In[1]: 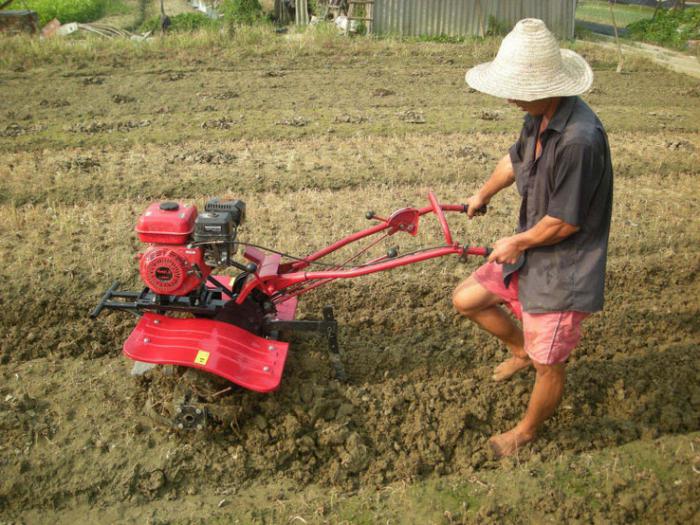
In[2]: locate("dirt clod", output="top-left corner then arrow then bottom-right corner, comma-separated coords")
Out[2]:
398,110 -> 426,124
373,88 -> 395,97
201,117 -> 238,130
68,120 -> 151,133
276,116 -> 310,127
112,94 -> 136,104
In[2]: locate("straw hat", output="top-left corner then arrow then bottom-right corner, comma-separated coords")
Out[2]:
465,18 -> 593,101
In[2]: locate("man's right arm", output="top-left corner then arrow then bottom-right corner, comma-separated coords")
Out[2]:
466,153 -> 515,218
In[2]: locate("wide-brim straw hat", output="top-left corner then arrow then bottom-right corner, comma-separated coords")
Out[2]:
465,18 -> 593,101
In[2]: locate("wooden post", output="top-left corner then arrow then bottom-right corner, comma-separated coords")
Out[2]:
608,0 -> 625,74
275,0 -> 293,25
475,0 -> 485,37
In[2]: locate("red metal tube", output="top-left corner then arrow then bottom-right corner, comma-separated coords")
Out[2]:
428,192 -> 453,245
289,202 -> 467,272
237,245 -> 468,303
236,196 -> 487,304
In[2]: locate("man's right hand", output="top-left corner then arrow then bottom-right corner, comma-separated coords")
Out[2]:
466,193 -> 489,218
464,154 -> 514,217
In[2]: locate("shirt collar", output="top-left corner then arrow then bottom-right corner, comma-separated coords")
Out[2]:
546,96 -> 578,134
522,96 -> 578,135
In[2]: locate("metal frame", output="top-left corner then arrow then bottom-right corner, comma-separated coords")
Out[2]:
234,191 -> 488,305
92,191 -> 489,388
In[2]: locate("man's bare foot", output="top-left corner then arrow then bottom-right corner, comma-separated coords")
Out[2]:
488,427 -> 535,458
492,355 -> 531,381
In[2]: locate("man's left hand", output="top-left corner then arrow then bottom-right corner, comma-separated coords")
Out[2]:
488,235 -> 524,264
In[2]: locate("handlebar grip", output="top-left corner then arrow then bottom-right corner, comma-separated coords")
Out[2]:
462,204 -> 487,216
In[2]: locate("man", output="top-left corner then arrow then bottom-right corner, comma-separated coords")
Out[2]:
453,19 -> 613,458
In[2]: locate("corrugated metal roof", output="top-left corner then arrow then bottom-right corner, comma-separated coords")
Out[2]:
373,0 -> 576,39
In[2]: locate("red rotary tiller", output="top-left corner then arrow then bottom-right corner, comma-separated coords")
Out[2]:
91,192 -> 489,393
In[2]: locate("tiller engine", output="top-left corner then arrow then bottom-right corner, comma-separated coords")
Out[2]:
91,192 -> 489,394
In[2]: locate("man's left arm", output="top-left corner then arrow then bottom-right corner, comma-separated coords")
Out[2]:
488,215 -> 579,264
488,140 -> 603,265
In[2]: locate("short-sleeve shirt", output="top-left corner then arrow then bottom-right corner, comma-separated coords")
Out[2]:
506,96 -> 613,313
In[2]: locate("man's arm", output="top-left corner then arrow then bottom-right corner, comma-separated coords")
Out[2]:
465,153 -> 515,218
488,215 -> 580,264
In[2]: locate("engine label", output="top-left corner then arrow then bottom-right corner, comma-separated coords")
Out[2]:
155,266 -> 173,282
194,350 -> 210,366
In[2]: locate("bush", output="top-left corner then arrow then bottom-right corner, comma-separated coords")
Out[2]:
21,0 -> 111,27
140,13 -> 221,34
486,16 -> 510,37
222,0 -> 264,25
627,7 -> 700,49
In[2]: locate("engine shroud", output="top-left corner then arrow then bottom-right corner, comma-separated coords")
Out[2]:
139,245 -> 210,296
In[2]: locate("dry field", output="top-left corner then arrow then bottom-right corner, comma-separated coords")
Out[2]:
1,28 -> 699,523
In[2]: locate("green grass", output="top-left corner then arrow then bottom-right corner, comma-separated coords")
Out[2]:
17,0 -> 127,27
576,0 -> 655,27
627,7 -> 700,49
140,12 -> 222,33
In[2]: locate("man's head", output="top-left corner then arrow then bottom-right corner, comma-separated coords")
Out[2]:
465,19 -> 593,102
507,98 -> 560,116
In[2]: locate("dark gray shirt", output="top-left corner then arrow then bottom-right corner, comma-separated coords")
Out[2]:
507,96 -> 613,313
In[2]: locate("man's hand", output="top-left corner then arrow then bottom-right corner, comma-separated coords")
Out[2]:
464,153 -> 515,218
487,216 -> 580,264
488,235 -> 524,264
466,193 -> 489,218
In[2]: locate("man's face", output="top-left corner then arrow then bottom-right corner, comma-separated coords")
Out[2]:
507,98 -> 552,116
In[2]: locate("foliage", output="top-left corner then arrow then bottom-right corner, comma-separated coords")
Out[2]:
140,13 -> 221,34
486,16 -> 510,37
627,7 -> 700,49
18,0 -> 114,27
307,0 -> 318,16
575,0 -> 655,27
222,0 -> 264,25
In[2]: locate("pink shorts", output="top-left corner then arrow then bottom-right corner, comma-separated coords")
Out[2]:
473,262 -> 588,365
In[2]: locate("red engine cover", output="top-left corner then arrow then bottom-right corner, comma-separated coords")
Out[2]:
135,202 -> 197,245
139,245 -> 211,296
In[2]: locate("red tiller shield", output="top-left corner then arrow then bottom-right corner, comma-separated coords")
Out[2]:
123,313 -> 289,393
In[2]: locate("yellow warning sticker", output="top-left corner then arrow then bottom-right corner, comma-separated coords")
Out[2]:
194,350 -> 210,366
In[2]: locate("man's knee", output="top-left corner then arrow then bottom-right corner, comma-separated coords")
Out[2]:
452,277 -> 494,317
531,360 -> 566,377
452,288 -> 476,317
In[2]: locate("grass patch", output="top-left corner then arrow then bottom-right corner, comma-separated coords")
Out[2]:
140,12 -> 221,33
0,25 -> 504,71
222,0 -> 265,25
576,0 -> 655,27
627,7 -> 700,49
18,0 -> 124,27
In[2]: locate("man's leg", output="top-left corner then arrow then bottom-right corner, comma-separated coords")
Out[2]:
488,361 -> 566,457
452,276 -> 530,381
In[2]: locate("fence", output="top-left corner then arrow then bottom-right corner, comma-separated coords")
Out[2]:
372,0 -> 576,39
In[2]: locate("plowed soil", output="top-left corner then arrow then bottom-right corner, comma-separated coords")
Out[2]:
1,32 -> 699,523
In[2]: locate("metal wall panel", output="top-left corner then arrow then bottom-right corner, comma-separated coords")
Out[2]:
373,0 -> 575,39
